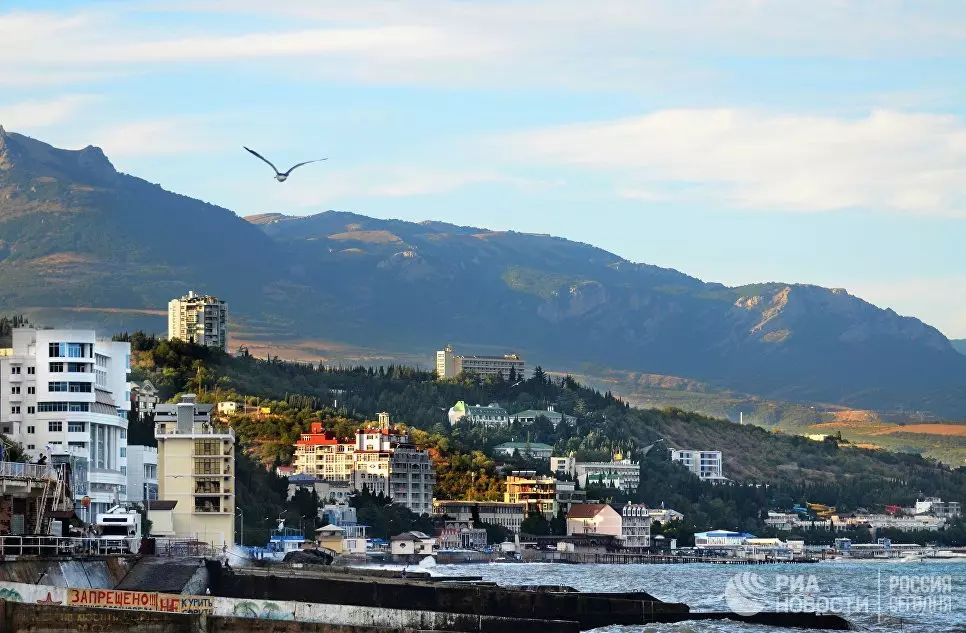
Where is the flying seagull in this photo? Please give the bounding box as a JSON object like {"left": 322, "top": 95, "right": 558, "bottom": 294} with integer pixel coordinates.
{"left": 244, "top": 146, "right": 327, "bottom": 182}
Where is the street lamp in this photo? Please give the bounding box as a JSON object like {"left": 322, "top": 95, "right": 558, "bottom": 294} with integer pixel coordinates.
{"left": 236, "top": 508, "right": 244, "bottom": 546}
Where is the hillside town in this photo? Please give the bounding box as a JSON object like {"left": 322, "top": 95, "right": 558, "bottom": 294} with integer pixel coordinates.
{"left": 0, "top": 291, "right": 961, "bottom": 567}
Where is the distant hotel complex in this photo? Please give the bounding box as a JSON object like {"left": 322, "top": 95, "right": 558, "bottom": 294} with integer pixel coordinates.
{"left": 436, "top": 345, "right": 525, "bottom": 381}
{"left": 292, "top": 412, "right": 435, "bottom": 515}
{"left": 168, "top": 290, "right": 228, "bottom": 351}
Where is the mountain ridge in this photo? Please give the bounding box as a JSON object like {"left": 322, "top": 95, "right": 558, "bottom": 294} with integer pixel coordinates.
{"left": 2, "top": 129, "right": 965, "bottom": 416}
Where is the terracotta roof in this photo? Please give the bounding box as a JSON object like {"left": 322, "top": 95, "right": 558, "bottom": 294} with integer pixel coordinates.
{"left": 566, "top": 504, "right": 609, "bottom": 519}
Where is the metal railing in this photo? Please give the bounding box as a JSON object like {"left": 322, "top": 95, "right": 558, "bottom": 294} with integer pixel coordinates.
{"left": 0, "top": 535, "right": 136, "bottom": 557}
{"left": 0, "top": 535, "right": 218, "bottom": 559}
{"left": 0, "top": 461, "right": 58, "bottom": 480}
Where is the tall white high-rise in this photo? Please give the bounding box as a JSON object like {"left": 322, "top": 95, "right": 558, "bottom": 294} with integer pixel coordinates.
{"left": 0, "top": 328, "right": 131, "bottom": 521}
{"left": 168, "top": 291, "right": 228, "bottom": 351}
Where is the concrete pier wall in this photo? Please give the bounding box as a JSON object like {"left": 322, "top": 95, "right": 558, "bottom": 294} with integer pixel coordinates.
{"left": 212, "top": 568, "right": 688, "bottom": 628}
{"left": 0, "top": 559, "right": 129, "bottom": 588}
{"left": 0, "top": 581, "right": 578, "bottom": 633}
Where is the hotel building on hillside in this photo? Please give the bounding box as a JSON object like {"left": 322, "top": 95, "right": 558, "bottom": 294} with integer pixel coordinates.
{"left": 670, "top": 449, "right": 727, "bottom": 482}
{"left": 0, "top": 328, "right": 131, "bottom": 522}
{"left": 154, "top": 394, "right": 235, "bottom": 547}
{"left": 292, "top": 412, "right": 435, "bottom": 515}
{"left": 435, "top": 345, "right": 525, "bottom": 381}
{"left": 572, "top": 455, "right": 641, "bottom": 495}
{"left": 168, "top": 291, "right": 228, "bottom": 351}
{"left": 447, "top": 401, "right": 509, "bottom": 427}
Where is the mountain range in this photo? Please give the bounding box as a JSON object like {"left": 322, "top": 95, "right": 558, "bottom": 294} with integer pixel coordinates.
{"left": 2, "top": 127, "right": 965, "bottom": 417}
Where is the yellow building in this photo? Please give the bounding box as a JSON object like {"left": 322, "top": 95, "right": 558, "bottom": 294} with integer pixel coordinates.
{"left": 504, "top": 472, "right": 557, "bottom": 519}
{"left": 315, "top": 524, "right": 345, "bottom": 554}
{"left": 155, "top": 394, "right": 235, "bottom": 547}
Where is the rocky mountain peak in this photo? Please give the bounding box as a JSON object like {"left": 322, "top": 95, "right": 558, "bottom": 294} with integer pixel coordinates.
{"left": 0, "top": 129, "right": 117, "bottom": 187}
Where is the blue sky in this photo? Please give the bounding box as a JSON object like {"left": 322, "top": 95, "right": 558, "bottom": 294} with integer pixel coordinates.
{"left": 2, "top": 1, "right": 965, "bottom": 336}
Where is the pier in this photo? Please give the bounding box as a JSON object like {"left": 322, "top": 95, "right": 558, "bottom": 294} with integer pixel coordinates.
{"left": 0, "top": 555, "right": 854, "bottom": 631}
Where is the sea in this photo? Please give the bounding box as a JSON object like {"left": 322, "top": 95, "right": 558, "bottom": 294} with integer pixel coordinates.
{"left": 415, "top": 560, "right": 966, "bottom": 632}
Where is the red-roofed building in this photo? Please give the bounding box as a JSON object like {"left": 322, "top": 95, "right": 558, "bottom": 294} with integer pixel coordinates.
{"left": 293, "top": 422, "right": 355, "bottom": 480}
{"left": 291, "top": 413, "right": 435, "bottom": 515}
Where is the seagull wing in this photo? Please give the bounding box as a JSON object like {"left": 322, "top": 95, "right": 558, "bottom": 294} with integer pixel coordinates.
{"left": 280, "top": 158, "right": 328, "bottom": 176}
{"left": 244, "top": 146, "right": 280, "bottom": 174}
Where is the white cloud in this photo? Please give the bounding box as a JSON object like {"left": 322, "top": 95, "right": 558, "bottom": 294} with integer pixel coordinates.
{"left": 6, "top": 1, "right": 965, "bottom": 90}
{"left": 91, "top": 117, "right": 228, "bottom": 157}
{"left": 0, "top": 94, "right": 95, "bottom": 130}
{"left": 500, "top": 108, "right": 966, "bottom": 216}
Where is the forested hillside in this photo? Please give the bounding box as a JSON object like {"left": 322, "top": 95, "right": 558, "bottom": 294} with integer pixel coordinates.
{"left": 116, "top": 333, "right": 966, "bottom": 545}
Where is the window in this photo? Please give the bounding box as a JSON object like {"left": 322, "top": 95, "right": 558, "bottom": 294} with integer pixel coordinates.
{"left": 27, "top": 386, "right": 35, "bottom": 395}
{"left": 48, "top": 421, "right": 63, "bottom": 433}
{"left": 68, "top": 382, "right": 92, "bottom": 393}
{"left": 27, "top": 426, "right": 35, "bottom": 434}
{"left": 49, "top": 382, "right": 68, "bottom": 392}
{"left": 120, "top": 466, "right": 127, "bottom": 476}
{"left": 120, "top": 447, "right": 126, "bottom": 458}
{"left": 0, "top": 426, "right": 9, "bottom": 434}
{"left": 67, "top": 363, "right": 87, "bottom": 373}
{"left": 10, "top": 386, "right": 19, "bottom": 395}
{"left": 10, "top": 406, "right": 20, "bottom": 414}
{"left": 27, "top": 445, "right": 34, "bottom": 451}
{"left": 120, "top": 429, "right": 127, "bottom": 440}
{"left": 66, "top": 343, "right": 84, "bottom": 358}
{"left": 48, "top": 362, "right": 64, "bottom": 373}
{"left": 48, "top": 342, "right": 63, "bottom": 357}
{"left": 27, "top": 406, "right": 34, "bottom": 414}
{"left": 194, "top": 440, "right": 219, "bottom": 456}
{"left": 68, "top": 421, "right": 85, "bottom": 433}
{"left": 38, "top": 402, "right": 88, "bottom": 413}
{"left": 27, "top": 367, "right": 35, "bottom": 375}
{"left": 11, "top": 366, "right": 20, "bottom": 375}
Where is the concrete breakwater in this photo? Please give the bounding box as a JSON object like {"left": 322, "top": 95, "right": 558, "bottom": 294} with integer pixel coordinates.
{"left": 0, "top": 579, "right": 577, "bottom": 633}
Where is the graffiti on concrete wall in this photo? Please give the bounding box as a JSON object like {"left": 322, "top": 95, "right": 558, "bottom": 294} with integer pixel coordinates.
{"left": 232, "top": 600, "right": 292, "bottom": 620}
{"left": 0, "top": 588, "right": 22, "bottom": 602}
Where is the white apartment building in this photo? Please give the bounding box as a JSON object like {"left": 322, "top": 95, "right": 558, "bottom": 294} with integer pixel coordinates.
{"left": 436, "top": 345, "right": 525, "bottom": 381}
{"left": 914, "top": 497, "right": 962, "bottom": 519}
{"left": 0, "top": 328, "right": 131, "bottom": 522}
{"left": 621, "top": 501, "right": 651, "bottom": 549}
{"left": 126, "top": 444, "right": 158, "bottom": 503}
{"left": 670, "top": 449, "right": 727, "bottom": 482}
{"left": 168, "top": 291, "right": 228, "bottom": 351}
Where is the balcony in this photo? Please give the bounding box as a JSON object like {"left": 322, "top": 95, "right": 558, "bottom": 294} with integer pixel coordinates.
{"left": 156, "top": 423, "right": 235, "bottom": 441}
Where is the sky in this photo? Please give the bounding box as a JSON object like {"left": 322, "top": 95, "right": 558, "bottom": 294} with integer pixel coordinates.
{"left": 1, "top": 1, "right": 965, "bottom": 337}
